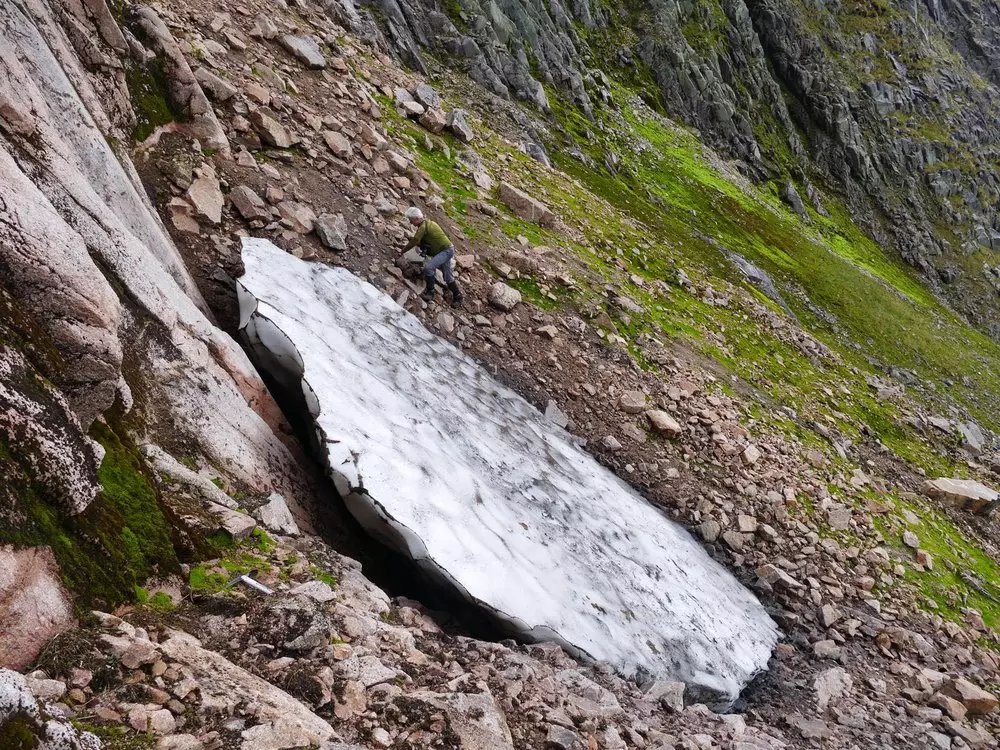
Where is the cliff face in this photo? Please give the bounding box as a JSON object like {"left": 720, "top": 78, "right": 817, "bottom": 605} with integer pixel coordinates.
{"left": 367, "top": 0, "right": 1000, "bottom": 335}
{"left": 0, "top": 0, "right": 318, "bottom": 650}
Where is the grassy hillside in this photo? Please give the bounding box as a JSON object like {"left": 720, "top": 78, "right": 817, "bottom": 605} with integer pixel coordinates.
{"left": 369, "top": 54, "right": 1000, "bottom": 633}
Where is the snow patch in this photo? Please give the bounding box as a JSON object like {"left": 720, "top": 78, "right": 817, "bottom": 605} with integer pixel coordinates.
{"left": 238, "top": 238, "right": 778, "bottom": 704}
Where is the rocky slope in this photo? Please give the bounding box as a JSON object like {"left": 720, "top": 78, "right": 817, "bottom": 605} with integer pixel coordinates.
{"left": 363, "top": 0, "right": 1000, "bottom": 337}
{"left": 1, "top": 0, "right": 999, "bottom": 749}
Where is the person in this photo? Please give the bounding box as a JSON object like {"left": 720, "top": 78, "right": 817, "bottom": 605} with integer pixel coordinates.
{"left": 402, "top": 207, "right": 464, "bottom": 307}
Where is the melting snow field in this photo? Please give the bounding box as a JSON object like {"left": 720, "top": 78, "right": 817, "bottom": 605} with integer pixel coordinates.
{"left": 238, "top": 238, "right": 777, "bottom": 703}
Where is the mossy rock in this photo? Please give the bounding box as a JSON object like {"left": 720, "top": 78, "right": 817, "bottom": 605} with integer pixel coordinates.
{"left": 0, "top": 714, "right": 39, "bottom": 750}
{"left": 124, "top": 58, "right": 178, "bottom": 143}
{"left": 0, "top": 344, "right": 180, "bottom": 611}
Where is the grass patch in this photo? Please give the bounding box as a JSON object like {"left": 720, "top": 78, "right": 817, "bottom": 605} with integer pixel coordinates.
{"left": 189, "top": 532, "right": 275, "bottom": 594}
{"left": 871, "top": 495, "right": 1000, "bottom": 632}
{"left": 71, "top": 722, "right": 155, "bottom": 750}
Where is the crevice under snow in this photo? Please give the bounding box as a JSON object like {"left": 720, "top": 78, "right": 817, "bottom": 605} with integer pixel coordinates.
{"left": 237, "top": 237, "right": 778, "bottom": 705}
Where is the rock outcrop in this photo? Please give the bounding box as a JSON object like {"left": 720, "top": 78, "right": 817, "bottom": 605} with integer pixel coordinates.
{"left": 0, "top": 547, "right": 75, "bottom": 671}
{"left": 0, "top": 0, "right": 320, "bottom": 668}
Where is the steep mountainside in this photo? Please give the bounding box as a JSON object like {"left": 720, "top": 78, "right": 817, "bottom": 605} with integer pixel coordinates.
{"left": 2, "top": 0, "right": 1000, "bottom": 748}
{"left": 366, "top": 0, "right": 1000, "bottom": 335}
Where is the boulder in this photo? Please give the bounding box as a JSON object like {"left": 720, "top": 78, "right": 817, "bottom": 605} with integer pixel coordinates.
{"left": 323, "top": 130, "right": 353, "bottom": 160}
{"left": 0, "top": 546, "right": 75, "bottom": 670}
{"left": 193, "top": 67, "right": 237, "bottom": 101}
{"left": 250, "top": 14, "right": 279, "bottom": 39}
{"left": 557, "top": 670, "right": 623, "bottom": 719}
{"left": 741, "top": 444, "right": 761, "bottom": 465}
{"left": 230, "top": 185, "right": 271, "bottom": 222}
{"left": 814, "top": 667, "right": 852, "bottom": 711}
{"left": 250, "top": 108, "right": 293, "bottom": 147}
{"left": 167, "top": 197, "right": 199, "bottom": 233}
{"left": 755, "top": 563, "right": 803, "bottom": 589}
{"left": 498, "top": 181, "right": 554, "bottom": 226}
{"left": 418, "top": 107, "right": 446, "bottom": 133}
{"left": 208, "top": 503, "right": 257, "bottom": 539}
{"left": 782, "top": 181, "right": 807, "bottom": 216}
{"left": 641, "top": 679, "right": 685, "bottom": 712}
{"left": 279, "top": 34, "right": 326, "bottom": 69}
{"left": 957, "top": 421, "right": 985, "bottom": 454}
{"left": 0, "top": 669, "right": 98, "bottom": 747}
{"left": 277, "top": 201, "right": 317, "bottom": 234}
{"left": 290, "top": 580, "right": 336, "bottom": 603}
{"left": 401, "top": 100, "right": 425, "bottom": 118}
{"left": 930, "top": 692, "right": 968, "bottom": 722}
{"left": 488, "top": 282, "right": 522, "bottom": 311}
{"left": 385, "top": 151, "right": 409, "bottom": 173}
{"left": 826, "top": 505, "right": 852, "bottom": 530}
{"left": 254, "top": 493, "right": 300, "bottom": 535}
{"left": 315, "top": 213, "right": 349, "bottom": 251}
{"left": 645, "top": 409, "right": 682, "bottom": 437}
{"left": 185, "top": 165, "right": 223, "bottom": 224}
{"left": 619, "top": 390, "right": 648, "bottom": 414}
{"left": 360, "top": 123, "right": 388, "bottom": 149}
{"left": 698, "top": 519, "right": 721, "bottom": 542}
{"left": 941, "top": 677, "right": 998, "bottom": 715}
{"left": 131, "top": 6, "right": 229, "bottom": 153}
{"left": 922, "top": 477, "right": 998, "bottom": 515}
{"left": 161, "top": 631, "right": 335, "bottom": 744}
{"left": 392, "top": 691, "right": 513, "bottom": 750}
{"left": 446, "top": 108, "right": 474, "bottom": 142}
{"left": 414, "top": 82, "right": 441, "bottom": 108}
{"left": 472, "top": 168, "right": 493, "bottom": 190}
{"left": 788, "top": 714, "right": 832, "bottom": 740}
{"left": 545, "top": 400, "right": 569, "bottom": 429}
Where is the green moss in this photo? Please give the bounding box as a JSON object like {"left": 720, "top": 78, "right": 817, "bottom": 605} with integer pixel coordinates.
{"left": 124, "top": 57, "right": 179, "bottom": 143}
{"left": 91, "top": 422, "right": 177, "bottom": 581}
{"left": 189, "top": 533, "right": 275, "bottom": 593}
{"left": 542, "top": 86, "right": 1000, "bottom": 440}
{"left": 0, "top": 413, "right": 183, "bottom": 611}
{"left": 412, "top": 136, "right": 478, "bottom": 212}
{"left": 148, "top": 592, "right": 176, "bottom": 611}
{"left": 309, "top": 565, "right": 337, "bottom": 587}
{"left": 506, "top": 277, "right": 571, "bottom": 311}
{"left": 250, "top": 528, "right": 277, "bottom": 554}
{"left": 681, "top": 0, "right": 728, "bottom": 56}
{"left": 188, "top": 565, "right": 228, "bottom": 593}
{"left": 0, "top": 715, "right": 39, "bottom": 749}
{"left": 71, "top": 722, "right": 155, "bottom": 750}
{"left": 439, "top": 0, "right": 467, "bottom": 30}
{"left": 206, "top": 530, "right": 237, "bottom": 552}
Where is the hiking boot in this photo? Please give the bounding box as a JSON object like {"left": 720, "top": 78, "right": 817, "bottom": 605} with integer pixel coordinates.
{"left": 420, "top": 277, "right": 436, "bottom": 302}
{"left": 447, "top": 281, "right": 464, "bottom": 308}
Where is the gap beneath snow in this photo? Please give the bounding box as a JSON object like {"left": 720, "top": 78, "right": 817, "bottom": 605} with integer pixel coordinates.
{"left": 236, "top": 237, "right": 778, "bottom": 706}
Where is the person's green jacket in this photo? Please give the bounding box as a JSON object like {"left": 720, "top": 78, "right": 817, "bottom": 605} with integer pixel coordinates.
{"left": 404, "top": 220, "right": 452, "bottom": 257}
